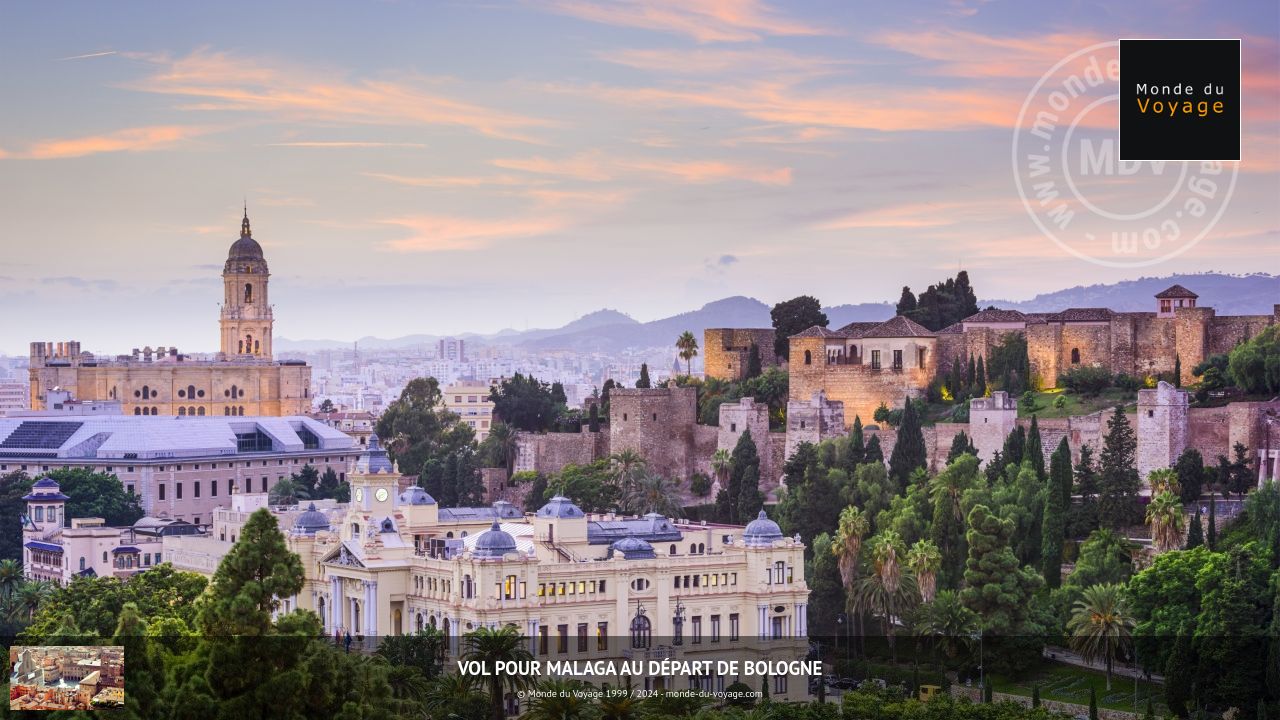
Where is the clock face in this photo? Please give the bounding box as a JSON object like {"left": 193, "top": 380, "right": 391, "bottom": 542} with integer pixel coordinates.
{"left": 355, "top": 488, "right": 364, "bottom": 502}
{"left": 375, "top": 488, "right": 389, "bottom": 502}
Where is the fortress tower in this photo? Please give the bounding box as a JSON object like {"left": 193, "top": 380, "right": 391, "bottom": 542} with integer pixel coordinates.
{"left": 220, "top": 207, "right": 275, "bottom": 358}
{"left": 1137, "top": 380, "right": 1189, "bottom": 489}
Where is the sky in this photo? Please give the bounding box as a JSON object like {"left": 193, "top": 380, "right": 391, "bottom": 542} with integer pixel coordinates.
{"left": 1, "top": 0, "right": 1277, "bottom": 355}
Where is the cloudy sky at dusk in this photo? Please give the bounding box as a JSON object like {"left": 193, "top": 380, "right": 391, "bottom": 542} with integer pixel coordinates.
{"left": 1, "top": 0, "right": 1277, "bottom": 355}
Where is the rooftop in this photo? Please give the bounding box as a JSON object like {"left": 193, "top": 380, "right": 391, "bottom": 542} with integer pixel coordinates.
{"left": 1155, "top": 284, "right": 1199, "bottom": 299}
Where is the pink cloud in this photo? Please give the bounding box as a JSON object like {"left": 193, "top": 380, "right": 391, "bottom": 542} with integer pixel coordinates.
{"left": 540, "top": 0, "right": 835, "bottom": 43}
{"left": 362, "top": 172, "right": 550, "bottom": 188}
{"left": 125, "top": 49, "right": 552, "bottom": 142}
{"left": 15, "top": 125, "right": 207, "bottom": 159}
{"left": 872, "top": 29, "right": 1107, "bottom": 79}
{"left": 379, "top": 214, "right": 570, "bottom": 252}
{"left": 492, "top": 150, "right": 792, "bottom": 185}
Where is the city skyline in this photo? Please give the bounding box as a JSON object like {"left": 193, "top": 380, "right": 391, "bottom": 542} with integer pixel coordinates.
{"left": 2, "top": 0, "right": 1277, "bottom": 355}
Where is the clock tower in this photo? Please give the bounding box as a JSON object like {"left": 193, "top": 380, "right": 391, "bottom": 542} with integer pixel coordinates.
{"left": 220, "top": 206, "right": 274, "bottom": 358}
{"left": 347, "top": 434, "right": 400, "bottom": 523}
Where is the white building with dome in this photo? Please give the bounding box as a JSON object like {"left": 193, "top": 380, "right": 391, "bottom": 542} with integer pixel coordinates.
{"left": 160, "top": 433, "right": 812, "bottom": 701}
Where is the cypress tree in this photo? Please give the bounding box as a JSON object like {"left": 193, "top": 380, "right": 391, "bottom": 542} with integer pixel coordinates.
{"left": 967, "top": 354, "right": 976, "bottom": 390}
{"left": 865, "top": 434, "right": 884, "bottom": 464}
{"left": 728, "top": 429, "right": 760, "bottom": 523}
{"left": 983, "top": 676, "right": 993, "bottom": 703}
{"left": 975, "top": 356, "right": 987, "bottom": 396}
{"left": 889, "top": 398, "right": 927, "bottom": 491}
{"left": 746, "top": 343, "right": 763, "bottom": 379}
{"left": 1186, "top": 509, "right": 1203, "bottom": 548}
{"left": 738, "top": 465, "right": 763, "bottom": 521}
{"left": 1032, "top": 684, "right": 1041, "bottom": 708}
{"left": 985, "top": 450, "right": 1005, "bottom": 485}
{"left": 1097, "top": 406, "right": 1140, "bottom": 530}
{"left": 951, "top": 356, "right": 964, "bottom": 398}
{"left": 1207, "top": 495, "right": 1217, "bottom": 549}
{"left": 1003, "top": 425, "right": 1026, "bottom": 471}
{"left": 588, "top": 403, "right": 600, "bottom": 432}
{"left": 947, "top": 431, "right": 977, "bottom": 464}
{"left": 847, "top": 416, "right": 866, "bottom": 469}
{"left": 1174, "top": 356, "right": 1182, "bottom": 388}
{"left": 1041, "top": 437, "right": 1071, "bottom": 588}
{"left": 1025, "top": 415, "right": 1045, "bottom": 480}
{"left": 636, "top": 363, "right": 651, "bottom": 389}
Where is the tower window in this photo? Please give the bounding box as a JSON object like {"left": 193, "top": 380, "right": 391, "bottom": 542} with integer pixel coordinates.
{"left": 1071, "top": 348, "right": 1081, "bottom": 364}
{"left": 244, "top": 283, "right": 253, "bottom": 303}
{"left": 803, "top": 350, "right": 812, "bottom": 365}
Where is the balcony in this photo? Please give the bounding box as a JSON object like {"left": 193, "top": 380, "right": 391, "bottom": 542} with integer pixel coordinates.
{"left": 623, "top": 645, "right": 674, "bottom": 661}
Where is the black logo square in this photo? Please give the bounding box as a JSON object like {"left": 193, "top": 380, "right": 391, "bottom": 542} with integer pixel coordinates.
{"left": 1119, "top": 39, "right": 1240, "bottom": 161}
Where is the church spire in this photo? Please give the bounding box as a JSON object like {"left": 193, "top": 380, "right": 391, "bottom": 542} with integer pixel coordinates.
{"left": 241, "top": 202, "right": 251, "bottom": 238}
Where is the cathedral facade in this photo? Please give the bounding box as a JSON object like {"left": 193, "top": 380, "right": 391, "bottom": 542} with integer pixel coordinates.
{"left": 27, "top": 210, "right": 312, "bottom": 416}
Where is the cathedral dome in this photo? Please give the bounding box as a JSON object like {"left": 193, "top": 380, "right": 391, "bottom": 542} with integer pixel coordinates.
{"left": 742, "top": 510, "right": 783, "bottom": 547}
{"left": 226, "top": 209, "right": 267, "bottom": 268}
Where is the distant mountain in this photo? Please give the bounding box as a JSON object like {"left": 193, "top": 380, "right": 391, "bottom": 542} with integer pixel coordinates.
{"left": 275, "top": 273, "right": 1278, "bottom": 353}
{"left": 984, "top": 273, "right": 1279, "bottom": 315}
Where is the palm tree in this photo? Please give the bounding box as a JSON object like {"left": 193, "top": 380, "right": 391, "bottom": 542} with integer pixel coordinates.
{"left": 852, "top": 530, "right": 919, "bottom": 656}
{"left": 906, "top": 539, "right": 942, "bottom": 603}
{"left": 1145, "top": 490, "right": 1186, "bottom": 553}
{"left": 486, "top": 421, "right": 519, "bottom": 475}
{"left": 598, "top": 693, "right": 639, "bottom": 720}
{"left": 912, "top": 590, "right": 979, "bottom": 661}
{"left": 0, "top": 559, "right": 22, "bottom": 599}
{"left": 609, "top": 450, "right": 647, "bottom": 493}
{"left": 1146, "top": 468, "right": 1181, "bottom": 497}
{"left": 832, "top": 506, "right": 869, "bottom": 588}
{"left": 462, "top": 625, "right": 534, "bottom": 720}
{"left": 624, "top": 472, "right": 684, "bottom": 517}
{"left": 711, "top": 449, "right": 732, "bottom": 493}
{"left": 424, "top": 672, "right": 485, "bottom": 715}
{"left": 9, "top": 580, "right": 54, "bottom": 623}
{"left": 1067, "top": 583, "right": 1134, "bottom": 691}
{"left": 676, "top": 331, "right": 699, "bottom": 376}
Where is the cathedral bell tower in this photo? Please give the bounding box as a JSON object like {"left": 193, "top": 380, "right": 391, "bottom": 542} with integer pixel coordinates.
{"left": 220, "top": 206, "right": 274, "bottom": 358}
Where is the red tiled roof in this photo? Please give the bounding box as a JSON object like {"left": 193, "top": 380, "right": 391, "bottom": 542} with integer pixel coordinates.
{"left": 862, "top": 315, "right": 936, "bottom": 338}
{"left": 962, "top": 308, "right": 1028, "bottom": 324}
{"left": 1155, "top": 284, "right": 1198, "bottom": 299}
{"left": 1046, "top": 308, "right": 1116, "bottom": 323}
{"left": 937, "top": 322, "right": 964, "bottom": 334}
{"left": 835, "top": 321, "right": 882, "bottom": 338}
{"left": 790, "top": 325, "right": 843, "bottom": 339}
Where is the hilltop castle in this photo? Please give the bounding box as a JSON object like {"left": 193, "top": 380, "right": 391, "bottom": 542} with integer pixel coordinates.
{"left": 27, "top": 210, "right": 312, "bottom": 417}
{"left": 704, "top": 285, "right": 1280, "bottom": 426}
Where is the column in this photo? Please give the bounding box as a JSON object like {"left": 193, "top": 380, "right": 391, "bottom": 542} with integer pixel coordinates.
{"left": 527, "top": 620, "right": 539, "bottom": 654}
{"left": 330, "top": 577, "right": 341, "bottom": 632}
{"left": 1261, "top": 450, "right": 1269, "bottom": 485}
{"left": 364, "top": 580, "right": 377, "bottom": 638}
{"left": 449, "top": 615, "right": 460, "bottom": 657}
{"left": 758, "top": 606, "right": 767, "bottom": 640}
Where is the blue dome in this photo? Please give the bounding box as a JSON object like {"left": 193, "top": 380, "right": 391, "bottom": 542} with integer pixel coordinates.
{"left": 537, "top": 496, "right": 584, "bottom": 519}
{"left": 473, "top": 520, "right": 517, "bottom": 559}
{"left": 354, "top": 433, "right": 395, "bottom": 474}
{"left": 399, "top": 487, "right": 436, "bottom": 506}
{"left": 292, "top": 503, "right": 330, "bottom": 534}
{"left": 610, "top": 536, "right": 655, "bottom": 560}
{"left": 32, "top": 477, "right": 60, "bottom": 489}
{"left": 742, "top": 510, "right": 783, "bottom": 547}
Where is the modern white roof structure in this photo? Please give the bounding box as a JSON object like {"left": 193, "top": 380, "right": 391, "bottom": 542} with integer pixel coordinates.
{"left": 0, "top": 415, "right": 354, "bottom": 461}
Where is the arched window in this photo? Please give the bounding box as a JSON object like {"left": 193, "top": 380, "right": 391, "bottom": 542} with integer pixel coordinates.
{"left": 238, "top": 340, "right": 244, "bottom": 353}
{"left": 698, "top": 543, "right": 705, "bottom": 554}
{"left": 803, "top": 350, "right": 812, "bottom": 365}
{"left": 1071, "top": 348, "right": 1081, "bottom": 364}
{"left": 142, "top": 385, "right": 151, "bottom": 399}
{"left": 463, "top": 574, "right": 474, "bottom": 599}
{"left": 197, "top": 407, "right": 205, "bottom": 416}
{"left": 630, "top": 612, "right": 652, "bottom": 649}
{"left": 134, "top": 407, "right": 142, "bottom": 416}
{"left": 670, "top": 544, "right": 677, "bottom": 556}
{"left": 416, "top": 614, "right": 423, "bottom": 633}
{"left": 245, "top": 334, "right": 254, "bottom": 354}
{"left": 187, "top": 385, "right": 196, "bottom": 400}
{"left": 244, "top": 283, "right": 253, "bottom": 303}
{"left": 189, "top": 406, "right": 196, "bottom": 416}
{"left": 254, "top": 339, "right": 260, "bottom": 354}
{"left": 178, "top": 407, "right": 186, "bottom": 416}
{"left": 79, "top": 557, "right": 85, "bottom": 571}
{"left": 102, "top": 551, "right": 108, "bottom": 563}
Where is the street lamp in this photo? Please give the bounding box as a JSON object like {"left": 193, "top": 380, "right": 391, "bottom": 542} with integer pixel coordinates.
{"left": 672, "top": 597, "right": 685, "bottom": 646}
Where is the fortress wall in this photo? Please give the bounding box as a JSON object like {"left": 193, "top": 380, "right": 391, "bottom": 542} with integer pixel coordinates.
{"left": 704, "top": 328, "right": 777, "bottom": 381}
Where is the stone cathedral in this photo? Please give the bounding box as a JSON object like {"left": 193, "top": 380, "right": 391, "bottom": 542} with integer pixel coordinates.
{"left": 27, "top": 209, "right": 312, "bottom": 416}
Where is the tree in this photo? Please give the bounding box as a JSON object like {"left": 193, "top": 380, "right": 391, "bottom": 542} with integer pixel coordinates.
{"left": 315, "top": 467, "right": 344, "bottom": 501}
{"left": 738, "top": 465, "right": 763, "bottom": 521}
{"left": 676, "top": 331, "right": 699, "bottom": 376}
{"left": 974, "top": 355, "right": 988, "bottom": 397}
{"left": 1041, "top": 438, "right": 1071, "bottom": 588}
{"left": 1228, "top": 324, "right": 1280, "bottom": 394}
{"left": 727, "top": 429, "right": 760, "bottom": 524}
{"left": 947, "top": 431, "right": 977, "bottom": 464}
{"left": 770, "top": 295, "right": 828, "bottom": 359}
{"left": 636, "top": 363, "right": 652, "bottom": 389}
{"left": 268, "top": 478, "right": 307, "bottom": 505}
{"left": 896, "top": 286, "right": 918, "bottom": 315}
{"left": 960, "top": 505, "right": 1043, "bottom": 669}
{"left": 833, "top": 505, "right": 869, "bottom": 589}
{"left": 1206, "top": 493, "right": 1217, "bottom": 550}
{"left": 317, "top": 398, "right": 336, "bottom": 413}
{"left": 1068, "top": 584, "right": 1134, "bottom": 690}
{"left": 898, "top": 272, "right": 979, "bottom": 331}
{"left": 929, "top": 454, "right": 981, "bottom": 590}
{"left": 1067, "top": 529, "right": 1135, "bottom": 588}
{"left": 988, "top": 333, "right": 1032, "bottom": 395}
{"left": 906, "top": 539, "right": 941, "bottom": 603}
{"left": 912, "top": 589, "right": 978, "bottom": 665}
{"left": 1097, "top": 406, "right": 1140, "bottom": 530}
{"left": 847, "top": 416, "right": 866, "bottom": 469}
{"left": 1088, "top": 688, "right": 1099, "bottom": 720}
{"left": 689, "top": 473, "right": 712, "bottom": 498}
{"left": 200, "top": 509, "right": 304, "bottom": 636}
{"left": 1185, "top": 508, "right": 1203, "bottom": 549}
{"left": 710, "top": 448, "right": 731, "bottom": 495}
{"left": 1174, "top": 448, "right": 1204, "bottom": 503}
{"left": 1025, "top": 416, "right": 1045, "bottom": 480}
{"left": 865, "top": 434, "right": 884, "bottom": 464}
{"left": 1228, "top": 441, "right": 1255, "bottom": 498}
{"left": 487, "top": 373, "right": 565, "bottom": 433}
{"left": 889, "top": 397, "right": 927, "bottom": 491}
{"left": 43, "top": 468, "right": 145, "bottom": 528}
{"left": 462, "top": 625, "right": 534, "bottom": 720}
{"left": 746, "top": 343, "right": 763, "bottom": 379}
{"left": 377, "top": 377, "right": 476, "bottom": 475}
{"left": 851, "top": 530, "right": 918, "bottom": 653}
{"left": 588, "top": 404, "right": 600, "bottom": 432}
{"left": 623, "top": 473, "right": 684, "bottom": 517}
{"left": 1145, "top": 491, "right": 1186, "bottom": 553}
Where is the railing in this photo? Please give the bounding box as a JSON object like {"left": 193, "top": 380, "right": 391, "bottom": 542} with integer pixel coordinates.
{"left": 623, "top": 645, "right": 674, "bottom": 661}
